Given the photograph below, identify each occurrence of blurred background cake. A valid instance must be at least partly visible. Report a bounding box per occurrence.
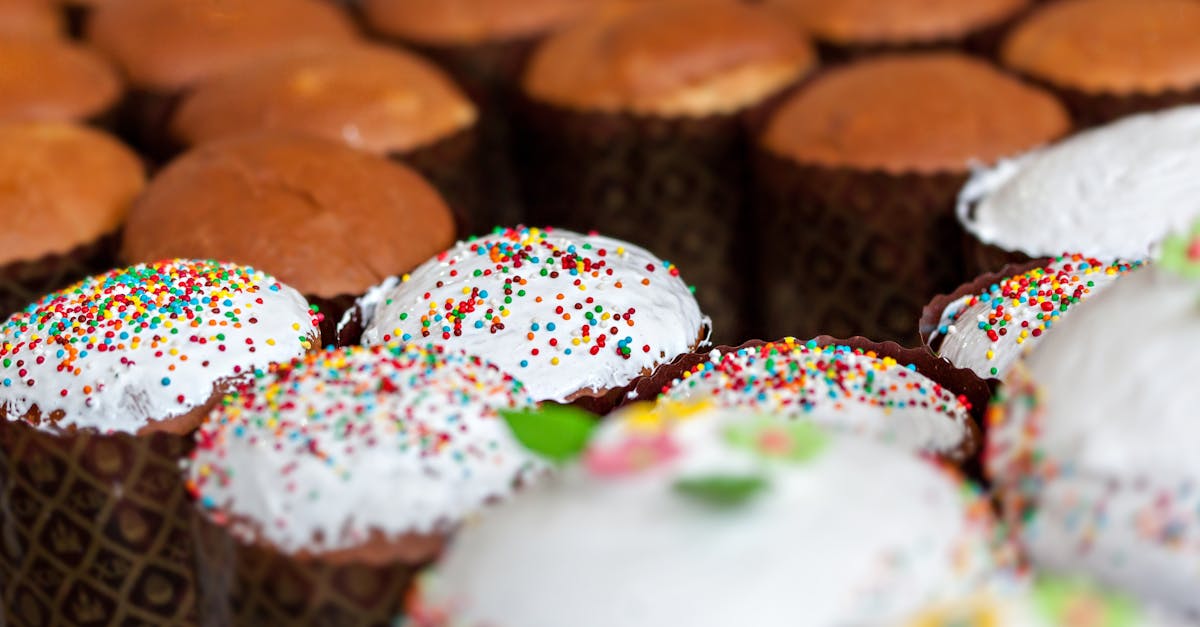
[518,0,816,342]
[756,51,1069,344]
[168,43,483,227]
[1001,0,1200,127]
[119,132,457,345]
[0,121,142,318]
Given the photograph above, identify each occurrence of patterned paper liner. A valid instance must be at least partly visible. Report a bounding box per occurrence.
[0,420,198,626]
[364,30,545,230]
[753,149,971,346]
[192,510,432,627]
[0,233,118,322]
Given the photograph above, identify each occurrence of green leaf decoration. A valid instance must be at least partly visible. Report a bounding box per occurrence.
[724,416,830,464]
[499,404,599,464]
[1159,221,1200,279]
[674,474,768,508]
[1032,576,1138,627]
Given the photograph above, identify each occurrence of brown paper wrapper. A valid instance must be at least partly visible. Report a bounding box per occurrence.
[193,512,427,627]
[393,127,481,238]
[962,233,1036,278]
[0,234,118,321]
[307,293,357,350]
[368,33,544,230]
[517,97,781,345]
[1018,74,1200,129]
[115,89,185,165]
[753,149,971,346]
[0,420,198,626]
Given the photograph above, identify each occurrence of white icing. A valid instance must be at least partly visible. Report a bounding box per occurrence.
[932,256,1138,379]
[661,340,975,455]
[988,265,1200,617]
[356,227,709,403]
[418,405,1003,627]
[958,106,1200,259]
[188,343,543,554]
[0,260,319,434]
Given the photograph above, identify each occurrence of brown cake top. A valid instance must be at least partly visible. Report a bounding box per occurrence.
[120,133,456,299]
[1002,0,1200,94]
[762,52,1070,173]
[0,0,62,39]
[171,44,476,155]
[0,38,122,123]
[767,0,1029,46]
[523,0,815,116]
[86,0,359,92]
[363,0,600,46]
[0,122,144,264]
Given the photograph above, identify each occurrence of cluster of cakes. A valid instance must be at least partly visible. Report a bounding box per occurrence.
[3,0,1200,625]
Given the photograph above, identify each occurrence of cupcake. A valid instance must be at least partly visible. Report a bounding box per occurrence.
[361,0,604,227]
[411,403,1006,626]
[0,121,143,318]
[118,133,457,346]
[0,37,121,125]
[0,260,320,626]
[986,233,1200,618]
[958,106,1200,273]
[169,44,482,228]
[756,51,1069,344]
[1002,0,1200,127]
[0,0,62,39]
[518,0,816,342]
[659,338,982,462]
[767,0,1031,59]
[85,0,358,157]
[189,343,541,625]
[922,254,1143,382]
[346,227,710,411]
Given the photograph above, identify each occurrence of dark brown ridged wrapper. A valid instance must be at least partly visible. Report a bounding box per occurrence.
[0,421,198,626]
[0,234,118,321]
[395,127,482,237]
[516,96,790,345]
[193,513,426,627]
[367,32,542,230]
[962,234,1036,278]
[116,89,183,165]
[754,149,971,346]
[1018,74,1200,129]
